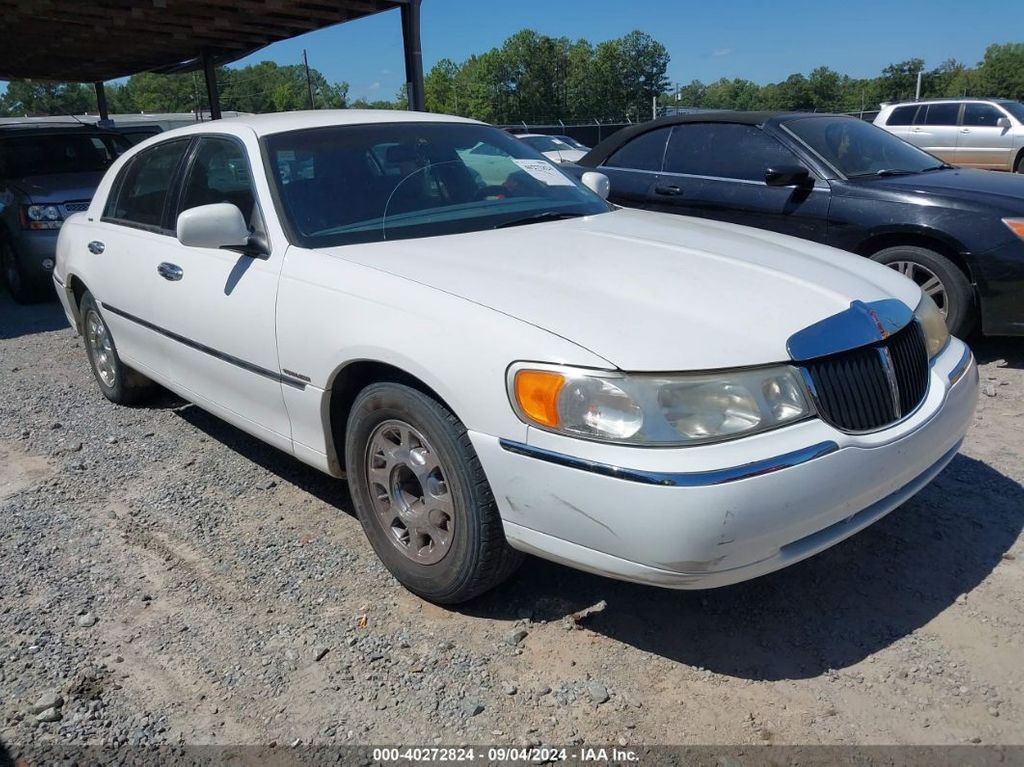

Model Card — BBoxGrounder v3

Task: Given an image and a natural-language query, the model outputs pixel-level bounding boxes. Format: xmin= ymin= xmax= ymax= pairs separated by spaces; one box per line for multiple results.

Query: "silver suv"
xmin=874 ymin=98 xmax=1024 ymax=172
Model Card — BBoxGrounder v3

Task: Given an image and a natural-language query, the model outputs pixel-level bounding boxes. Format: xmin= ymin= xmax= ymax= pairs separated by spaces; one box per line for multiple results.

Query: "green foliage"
xmin=0 ymin=61 xmax=350 ymax=117
xmin=423 ymin=29 xmax=670 ymax=122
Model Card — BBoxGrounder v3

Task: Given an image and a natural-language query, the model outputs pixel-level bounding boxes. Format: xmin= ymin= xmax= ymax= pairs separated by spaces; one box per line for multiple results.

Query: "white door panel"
xmin=152 ymin=245 xmax=290 ymax=438
xmin=87 ymin=222 xmax=179 ymax=377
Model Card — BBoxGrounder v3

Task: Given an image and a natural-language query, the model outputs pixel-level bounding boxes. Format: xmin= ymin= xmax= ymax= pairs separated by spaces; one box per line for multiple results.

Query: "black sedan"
xmin=577 ymin=112 xmax=1024 ymax=337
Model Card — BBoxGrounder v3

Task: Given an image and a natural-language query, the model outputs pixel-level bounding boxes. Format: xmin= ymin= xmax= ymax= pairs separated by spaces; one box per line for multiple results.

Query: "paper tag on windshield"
xmin=511 ymin=159 xmax=575 ymax=186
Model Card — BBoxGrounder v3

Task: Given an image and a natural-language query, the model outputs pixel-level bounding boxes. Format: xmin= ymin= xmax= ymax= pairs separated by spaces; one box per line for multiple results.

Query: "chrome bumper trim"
xmin=948 ymin=346 xmax=974 ymax=386
xmin=497 ymin=438 xmax=839 ymax=487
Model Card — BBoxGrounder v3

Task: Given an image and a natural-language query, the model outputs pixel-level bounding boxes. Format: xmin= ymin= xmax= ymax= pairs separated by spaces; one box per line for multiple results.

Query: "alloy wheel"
xmin=887 ymin=260 xmax=947 ymax=317
xmin=85 ymin=309 xmax=117 ymax=387
xmin=365 ymin=419 xmax=455 ymax=565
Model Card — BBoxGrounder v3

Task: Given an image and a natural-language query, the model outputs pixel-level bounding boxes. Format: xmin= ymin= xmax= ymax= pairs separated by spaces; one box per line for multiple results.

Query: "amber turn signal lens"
xmin=514 ymin=370 xmax=565 ymax=428
xmin=1003 ymin=218 xmax=1024 ymax=241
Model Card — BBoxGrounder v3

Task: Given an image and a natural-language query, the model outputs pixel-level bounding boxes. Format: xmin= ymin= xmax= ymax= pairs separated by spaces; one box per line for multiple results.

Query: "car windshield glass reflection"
xmin=999 ymin=101 xmax=1024 ymax=122
xmin=266 ymin=123 xmax=610 ymax=248
xmin=785 ymin=117 xmax=943 ymax=178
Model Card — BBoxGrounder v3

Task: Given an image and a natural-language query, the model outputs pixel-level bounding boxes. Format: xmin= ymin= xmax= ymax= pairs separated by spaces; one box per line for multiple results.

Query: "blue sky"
xmin=228 ymin=0 xmax=1021 ymax=101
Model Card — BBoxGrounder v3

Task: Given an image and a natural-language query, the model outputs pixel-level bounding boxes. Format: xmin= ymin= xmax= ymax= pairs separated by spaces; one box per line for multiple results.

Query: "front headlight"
xmin=509 ymin=363 xmax=815 ymax=446
xmin=22 ymin=204 xmax=64 ymax=230
xmin=914 ymin=292 xmax=950 ymax=357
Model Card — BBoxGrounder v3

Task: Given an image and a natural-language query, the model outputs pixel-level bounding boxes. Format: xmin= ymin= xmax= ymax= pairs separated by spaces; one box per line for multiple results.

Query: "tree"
xmin=0 ymin=80 xmax=95 ymax=116
xmin=976 ymin=43 xmax=1024 ymax=100
xmin=878 ymin=58 xmax=925 ymax=101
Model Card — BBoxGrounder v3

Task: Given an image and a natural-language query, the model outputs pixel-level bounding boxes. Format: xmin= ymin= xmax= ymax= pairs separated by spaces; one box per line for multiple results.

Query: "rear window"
xmin=920 ymin=103 xmax=960 ymax=126
xmin=0 ymin=132 xmax=129 ymax=177
xmin=886 ymin=105 xmax=919 ymax=126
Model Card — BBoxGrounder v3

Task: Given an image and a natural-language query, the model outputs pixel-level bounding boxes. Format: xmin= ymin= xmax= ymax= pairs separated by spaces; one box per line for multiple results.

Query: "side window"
xmin=179 ymin=137 xmax=258 ymax=228
xmin=887 ymin=105 xmax=919 ymax=126
xmin=604 ymin=127 xmax=671 ymax=171
xmin=920 ymin=103 xmax=960 ymax=126
xmin=664 ymin=123 xmax=801 ymax=181
xmin=962 ymin=103 xmax=1005 ymax=127
xmin=104 ymin=139 xmax=189 ymax=229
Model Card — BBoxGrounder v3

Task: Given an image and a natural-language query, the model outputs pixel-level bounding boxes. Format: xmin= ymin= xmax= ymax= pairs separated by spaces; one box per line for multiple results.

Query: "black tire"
xmin=1014 ymin=150 xmax=1024 ymax=174
xmin=345 ymin=382 xmax=523 ymax=604
xmin=869 ymin=245 xmax=975 ymax=337
xmin=0 ymin=234 xmax=43 ymax=304
xmin=79 ymin=291 xmax=157 ymax=405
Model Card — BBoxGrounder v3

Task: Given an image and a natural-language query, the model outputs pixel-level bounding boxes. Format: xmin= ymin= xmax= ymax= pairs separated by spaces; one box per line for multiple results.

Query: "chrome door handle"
xmin=87 ymin=240 xmax=104 ymax=254
xmin=157 ymin=262 xmax=183 ymax=281
xmin=960 ymin=128 xmax=970 ymax=133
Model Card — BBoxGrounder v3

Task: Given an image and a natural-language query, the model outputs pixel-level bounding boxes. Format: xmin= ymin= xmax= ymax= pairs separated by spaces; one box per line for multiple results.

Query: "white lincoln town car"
xmin=53 ymin=111 xmax=978 ymax=604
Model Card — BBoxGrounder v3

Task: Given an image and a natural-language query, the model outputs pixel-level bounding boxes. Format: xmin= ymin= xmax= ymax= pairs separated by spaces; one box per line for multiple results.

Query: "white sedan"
xmin=53 ymin=110 xmax=978 ymax=604
xmin=514 ymin=133 xmax=588 ymax=163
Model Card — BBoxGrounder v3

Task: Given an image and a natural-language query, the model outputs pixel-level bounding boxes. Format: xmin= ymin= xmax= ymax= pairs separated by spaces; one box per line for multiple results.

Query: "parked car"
xmin=515 ymin=133 xmax=587 ymax=163
xmin=54 ymin=111 xmax=976 ymax=604
xmin=874 ymin=98 xmax=1024 ymax=172
xmin=552 ymin=134 xmax=591 ymax=152
xmin=577 ymin=111 xmax=1024 ymax=337
xmin=1 ymin=123 xmax=131 ymax=302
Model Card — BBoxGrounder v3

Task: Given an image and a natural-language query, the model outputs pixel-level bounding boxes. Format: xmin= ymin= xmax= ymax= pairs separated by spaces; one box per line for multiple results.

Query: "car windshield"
xmin=784 ymin=116 xmax=943 ymax=178
xmin=266 ymin=122 xmax=611 ymax=248
xmin=519 ymin=135 xmax=573 ymax=152
xmin=0 ymin=131 xmax=129 ymax=177
xmin=999 ymin=101 xmax=1024 ymax=122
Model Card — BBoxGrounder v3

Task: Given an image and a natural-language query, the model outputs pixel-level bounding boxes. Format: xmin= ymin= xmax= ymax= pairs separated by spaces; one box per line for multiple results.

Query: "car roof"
xmin=883 ymin=97 xmax=1019 ymax=107
xmin=153 ymin=109 xmax=483 ymax=141
xmin=0 ymin=124 xmax=124 ymax=138
xmin=579 ymin=110 xmax=849 ymax=166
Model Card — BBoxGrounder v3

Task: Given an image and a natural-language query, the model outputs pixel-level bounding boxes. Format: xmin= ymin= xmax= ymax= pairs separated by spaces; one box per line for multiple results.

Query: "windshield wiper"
xmin=493 ymin=211 xmax=585 ymax=229
xmin=920 ymin=163 xmax=953 ymax=172
xmin=873 ymin=168 xmax=919 ymax=177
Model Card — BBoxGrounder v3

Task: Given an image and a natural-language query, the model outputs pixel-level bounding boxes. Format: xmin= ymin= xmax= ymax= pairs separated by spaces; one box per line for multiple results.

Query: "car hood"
xmin=7 ymin=171 xmax=104 ymax=204
xmin=860 ymin=167 xmax=1024 ymax=210
xmin=541 ymin=149 xmax=588 ymax=164
xmin=322 ymin=208 xmax=921 ymax=371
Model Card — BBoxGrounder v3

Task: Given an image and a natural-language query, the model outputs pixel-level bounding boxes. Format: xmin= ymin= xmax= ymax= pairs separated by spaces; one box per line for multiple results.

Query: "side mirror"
xmin=581 ymin=171 xmax=610 ymax=200
xmin=177 ymin=203 xmax=252 ymax=251
xmin=997 ymin=116 xmax=1012 ymax=129
xmin=765 ymin=165 xmax=812 ymax=187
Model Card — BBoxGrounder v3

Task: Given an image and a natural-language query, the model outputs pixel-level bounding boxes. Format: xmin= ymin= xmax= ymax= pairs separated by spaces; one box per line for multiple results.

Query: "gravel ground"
xmin=1 ymin=289 xmax=1023 ymax=754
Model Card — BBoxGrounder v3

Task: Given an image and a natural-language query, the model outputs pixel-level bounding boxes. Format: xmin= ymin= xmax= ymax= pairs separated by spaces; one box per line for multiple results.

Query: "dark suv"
xmin=0 ymin=124 xmax=131 ymax=302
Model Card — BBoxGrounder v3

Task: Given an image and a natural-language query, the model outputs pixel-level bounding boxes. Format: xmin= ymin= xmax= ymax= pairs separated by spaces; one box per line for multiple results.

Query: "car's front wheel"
xmin=80 ymin=291 xmax=157 ymax=405
xmin=345 ymin=382 xmax=523 ymax=604
xmin=870 ymin=245 xmax=975 ymax=337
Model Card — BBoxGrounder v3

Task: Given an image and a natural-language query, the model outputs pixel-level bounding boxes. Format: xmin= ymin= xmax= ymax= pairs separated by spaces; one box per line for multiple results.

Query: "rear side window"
xmin=104 ymin=139 xmax=190 ymax=230
xmin=604 ymin=127 xmax=671 ymax=171
xmin=664 ymin=123 xmax=800 ymax=181
xmin=886 ymin=105 xmax=919 ymax=126
xmin=962 ymin=103 xmax=1006 ymax=127
xmin=920 ymin=103 xmax=961 ymax=126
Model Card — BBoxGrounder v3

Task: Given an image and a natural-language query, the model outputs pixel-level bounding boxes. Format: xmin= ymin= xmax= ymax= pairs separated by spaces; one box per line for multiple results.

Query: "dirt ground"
xmin=1 ymin=290 xmax=1022 ymax=754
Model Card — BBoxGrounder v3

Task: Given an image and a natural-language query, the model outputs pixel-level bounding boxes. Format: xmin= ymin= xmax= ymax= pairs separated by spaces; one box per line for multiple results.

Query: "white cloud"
xmin=711 ymin=48 xmax=733 ymax=57
xmin=368 ymin=81 xmax=381 ymax=90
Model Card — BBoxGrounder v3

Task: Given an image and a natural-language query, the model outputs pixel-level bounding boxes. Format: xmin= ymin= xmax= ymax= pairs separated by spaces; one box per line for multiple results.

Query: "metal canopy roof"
xmin=0 ymin=0 xmax=412 ymax=83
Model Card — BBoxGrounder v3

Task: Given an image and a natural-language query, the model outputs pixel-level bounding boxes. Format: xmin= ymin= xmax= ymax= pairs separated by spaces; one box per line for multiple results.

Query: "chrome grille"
xmin=61 ymin=201 xmax=90 ymax=215
xmin=801 ymin=321 xmax=929 ymax=432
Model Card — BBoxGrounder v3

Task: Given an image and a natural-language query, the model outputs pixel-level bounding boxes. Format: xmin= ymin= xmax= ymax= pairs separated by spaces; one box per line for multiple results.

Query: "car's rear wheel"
xmin=0 ymin=236 xmax=42 ymax=304
xmin=80 ymin=291 xmax=157 ymax=405
xmin=345 ymin=382 xmax=523 ymax=604
xmin=869 ymin=245 xmax=975 ymax=337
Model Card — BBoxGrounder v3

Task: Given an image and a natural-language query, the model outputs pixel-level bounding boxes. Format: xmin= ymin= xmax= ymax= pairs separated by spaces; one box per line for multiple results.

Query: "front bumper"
xmin=11 ymin=229 xmax=59 ymax=282
xmin=472 ymin=338 xmax=978 ymax=589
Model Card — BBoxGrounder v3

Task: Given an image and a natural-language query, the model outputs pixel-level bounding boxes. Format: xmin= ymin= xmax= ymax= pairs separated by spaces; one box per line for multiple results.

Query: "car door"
xmin=151 ymin=133 xmax=291 ymax=443
xmin=598 ymin=126 xmax=672 ymax=208
xmin=908 ymin=102 xmax=961 ymax=163
xmin=955 ymin=102 xmax=1016 ymax=169
xmin=90 ymin=137 xmax=192 ymax=379
xmin=647 ymin=122 xmax=831 ymax=242
xmin=880 ymin=104 xmax=920 ymax=142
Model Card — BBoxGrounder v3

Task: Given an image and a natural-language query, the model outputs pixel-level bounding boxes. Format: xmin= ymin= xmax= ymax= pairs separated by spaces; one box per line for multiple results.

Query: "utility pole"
xmin=303 ymin=49 xmax=316 ymax=109
xmin=915 ymin=70 xmax=923 ymax=100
